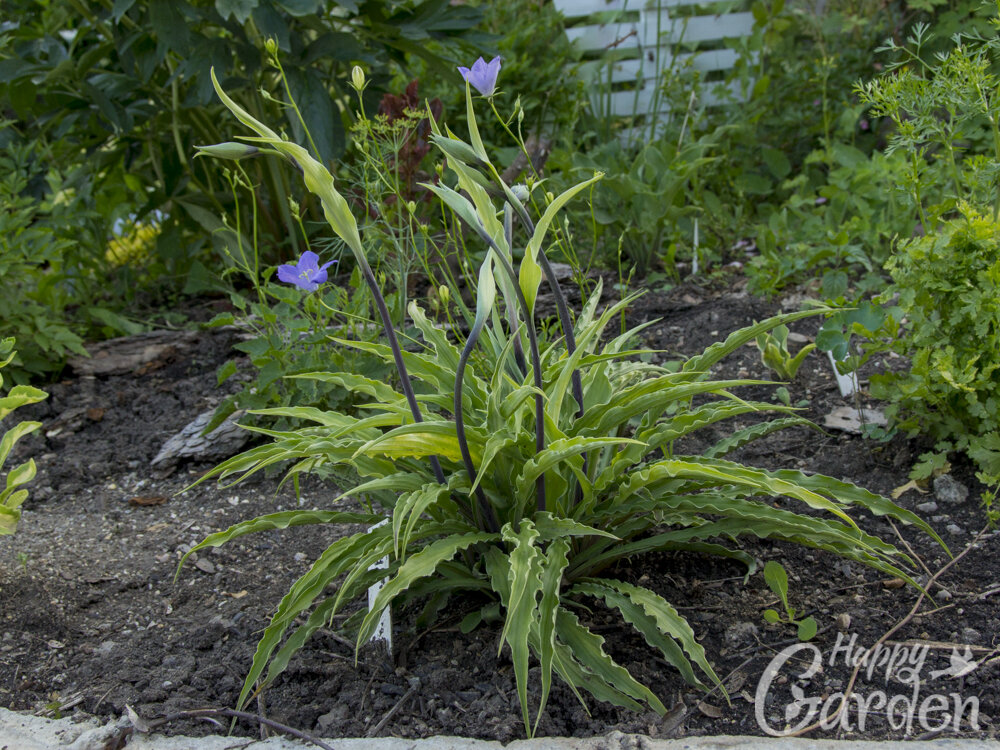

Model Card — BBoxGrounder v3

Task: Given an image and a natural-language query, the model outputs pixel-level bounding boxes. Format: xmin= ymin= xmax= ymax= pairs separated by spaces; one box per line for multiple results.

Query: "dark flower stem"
xmin=505 ymin=199 xmax=585 ymax=419
xmin=455 ymin=314 xmax=501 ymax=533
xmin=357 ymin=250 xmax=448 ymax=489
xmin=464 ymin=225 xmax=546 ymax=513
xmin=504 ymin=205 xmax=527 ymax=376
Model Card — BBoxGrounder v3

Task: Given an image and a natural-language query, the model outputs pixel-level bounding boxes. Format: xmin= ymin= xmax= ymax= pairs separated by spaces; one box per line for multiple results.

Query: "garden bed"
xmin=1 ymin=276 xmax=997 ymax=743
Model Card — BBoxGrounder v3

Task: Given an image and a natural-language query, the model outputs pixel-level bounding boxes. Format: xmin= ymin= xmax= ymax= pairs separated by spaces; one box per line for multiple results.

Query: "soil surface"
xmin=2 ymin=273 xmax=998 ymax=744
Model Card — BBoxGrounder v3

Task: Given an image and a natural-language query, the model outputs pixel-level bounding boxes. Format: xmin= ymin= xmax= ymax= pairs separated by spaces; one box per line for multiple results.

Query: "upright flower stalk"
xmin=200 ymin=68 xmax=450 ymax=491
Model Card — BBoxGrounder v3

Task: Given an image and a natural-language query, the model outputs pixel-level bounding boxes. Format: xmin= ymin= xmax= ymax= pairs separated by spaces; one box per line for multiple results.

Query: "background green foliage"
xmin=0 ymin=0 xmax=486 ymax=377
xmin=870 ymin=207 xmax=1000 ymax=481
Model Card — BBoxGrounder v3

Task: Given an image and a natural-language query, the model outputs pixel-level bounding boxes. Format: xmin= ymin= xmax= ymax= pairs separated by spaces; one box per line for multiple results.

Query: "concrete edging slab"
xmin=0 ymin=708 xmax=996 ymax=750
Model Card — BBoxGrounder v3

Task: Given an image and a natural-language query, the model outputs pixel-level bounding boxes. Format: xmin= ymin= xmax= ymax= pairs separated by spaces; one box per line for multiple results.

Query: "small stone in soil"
xmin=916 ymin=501 xmax=938 ymax=513
xmin=934 ymin=474 xmax=969 ymax=505
xmin=724 ymin=622 xmax=759 ymax=648
xmin=962 ymin=627 xmax=982 ymax=644
xmin=946 ymin=524 xmax=965 ymax=536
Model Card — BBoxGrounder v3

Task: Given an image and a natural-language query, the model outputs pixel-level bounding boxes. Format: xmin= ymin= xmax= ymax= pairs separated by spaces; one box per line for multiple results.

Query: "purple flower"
xmin=276 ymin=251 xmax=336 ymax=292
xmin=457 ymin=56 xmax=501 ymax=97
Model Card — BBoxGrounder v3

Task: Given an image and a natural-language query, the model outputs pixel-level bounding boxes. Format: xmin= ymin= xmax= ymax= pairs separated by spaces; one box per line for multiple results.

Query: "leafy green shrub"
xmin=0 ymin=339 xmax=48 ymax=535
xmin=0 ymin=125 xmax=143 ymax=381
xmin=0 ymin=0 xmax=485 ymax=290
xmin=869 ymin=206 xmax=1000 ymax=482
xmin=180 ymin=71 xmax=942 ymax=737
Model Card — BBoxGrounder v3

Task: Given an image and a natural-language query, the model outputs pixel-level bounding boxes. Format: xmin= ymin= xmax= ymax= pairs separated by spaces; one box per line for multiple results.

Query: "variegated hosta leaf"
xmin=554 ymin=608 xmax=666 ymax=714
xmin=354 ymin=421 xmax=484 ymax=464
xmin=682 ymin=309 xmax=825 ymax=375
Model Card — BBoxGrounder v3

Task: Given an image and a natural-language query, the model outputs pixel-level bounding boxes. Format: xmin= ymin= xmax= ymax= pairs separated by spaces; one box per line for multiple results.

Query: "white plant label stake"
xmin=827 ymin=350 xmax=860 ymax=398
xmin=366 ymin=519 xmax=393 ymax=652
xmin=692 ymin=217 xmax=700 ymax=275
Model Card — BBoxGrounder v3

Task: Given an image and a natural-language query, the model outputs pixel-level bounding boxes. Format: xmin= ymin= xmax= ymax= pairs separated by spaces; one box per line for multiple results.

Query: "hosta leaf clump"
xmin=183 ymin=70 xmax=945 ymax=737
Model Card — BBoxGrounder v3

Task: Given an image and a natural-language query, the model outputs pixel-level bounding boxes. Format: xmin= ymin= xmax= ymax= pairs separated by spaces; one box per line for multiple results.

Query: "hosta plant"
xmin=182 ymin=69 xmax=945 ymax=736
xmin=0 ymin=338 xmax=48 ymax=534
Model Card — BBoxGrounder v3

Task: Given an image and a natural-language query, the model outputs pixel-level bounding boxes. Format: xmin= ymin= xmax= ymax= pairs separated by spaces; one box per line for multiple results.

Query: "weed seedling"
xmin=763 ymin=560 xmax=818 ymax=641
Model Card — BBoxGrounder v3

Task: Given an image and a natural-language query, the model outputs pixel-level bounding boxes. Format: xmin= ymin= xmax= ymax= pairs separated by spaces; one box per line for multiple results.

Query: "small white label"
xmin=367 ymin=520 xmax=392 ymax=651
xmin=827 ymin=350 xmax=859 ymax=398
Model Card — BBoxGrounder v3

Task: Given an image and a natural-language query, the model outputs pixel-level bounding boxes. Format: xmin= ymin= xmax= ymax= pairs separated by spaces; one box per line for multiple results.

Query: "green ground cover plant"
xmin=0 ymin=339 xmax=48 ymax=535
xmin=178 ymin=64 xmax=944 ymax=737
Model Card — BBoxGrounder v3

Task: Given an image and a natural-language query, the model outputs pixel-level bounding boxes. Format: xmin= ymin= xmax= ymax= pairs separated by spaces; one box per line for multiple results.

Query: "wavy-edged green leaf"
xmin=572 ymin=580 xmax=706 ymax=690
xmin=233 ymin=526 xmax=383 ymax=710
xmin=249 ymin=406 xmax=365 ymax=430
xmin=575 ymin=377 xmax=772 ymax=437
xmin=682 ymin=310 xmax=824 ymax=375
xmin=177 ymin=510 xmax=378 ymax=573
xmin=615 ymin=457 xmax=858 ymax=527
xmin=392 ymin=484 xmax=451 ymax=560
xmin=355 ymin=421 xmax=482 ymax=464
xmin=517 ymin=437 xmax=644 ymax=498
xmin=555 ymin=608 xmax=666 ymax=714
xmin=705 ymin=417 xmax=818 ymax=459
xmin=359 ymin=531 xmax=498 ymax=646
xmin=535 ymin=536 xmax=570 ymax=735
xmin=286 ymin=372 xmax=403 ymax=403
xmin=533 ymin=512 xmax=618 ymax=540
xmin=499 ymin=520 xmax=544 ymax=735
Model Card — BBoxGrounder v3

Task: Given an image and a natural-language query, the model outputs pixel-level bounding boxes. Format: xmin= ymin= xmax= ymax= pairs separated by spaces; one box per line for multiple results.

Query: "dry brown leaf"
xmin=891 ymin=479 xmax=928 ymax=500
xmin=129 ymin=495 xmax=168 ymax=507
xmin=697 ymin=701 xmax=723 ymax=718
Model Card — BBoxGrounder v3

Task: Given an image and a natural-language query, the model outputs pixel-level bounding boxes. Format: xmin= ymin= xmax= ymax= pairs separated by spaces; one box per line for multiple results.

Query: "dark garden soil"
xmin=2 ymin=272 xmax=998 ymax=744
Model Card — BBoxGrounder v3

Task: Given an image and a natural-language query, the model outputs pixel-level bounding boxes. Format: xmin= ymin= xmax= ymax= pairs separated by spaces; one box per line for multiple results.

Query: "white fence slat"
xmin=597 ymin=48 xmax=740 ymax=84
xmin=603 ymin=77 xmax=743 ymax=117
xmin=553 ymin=0 xmax=705 ymax=18
xmin=565 ymin=12 xmax=755 ymax=51
xmin=649 ymin=12 xmax=754 ymax=45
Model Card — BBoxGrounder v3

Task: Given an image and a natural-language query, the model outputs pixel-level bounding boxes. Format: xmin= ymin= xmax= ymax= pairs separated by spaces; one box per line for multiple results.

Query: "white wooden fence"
xmin=553 ymin=0 xmax=755 ymax=128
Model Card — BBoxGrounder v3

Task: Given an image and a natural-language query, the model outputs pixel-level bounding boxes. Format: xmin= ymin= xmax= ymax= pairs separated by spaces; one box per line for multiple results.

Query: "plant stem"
xmin=359 ymin=245 xmax=448 ymax=489
xmin=499 ymin=191 xmax=585 ymax=419
xmin=455 ymin=311 xmax=501 ymax=533
xmin=504 ymin=205 xmax=527 ymax=375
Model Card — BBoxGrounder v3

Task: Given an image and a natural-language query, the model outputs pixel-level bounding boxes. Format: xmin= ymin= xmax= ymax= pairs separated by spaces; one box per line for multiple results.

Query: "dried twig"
xmin=143 ymin=708 xmax=336 ymax=750
xmin=786 ymin=525 xmax=990 ymax=737
xmin=366 ymin=678 xmax=421 ymax=738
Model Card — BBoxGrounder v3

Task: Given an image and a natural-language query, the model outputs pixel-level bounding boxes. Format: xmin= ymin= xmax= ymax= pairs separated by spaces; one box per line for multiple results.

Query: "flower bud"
xmin=510 ymin=184 xmax=529 ymax=203
xmin=195 ymin=142 xmax=260 ymax=160
xmin=407 ymin=200 xmax=417 ymax=214
xmin=264 ymin=38 xmax=279 ymax=59
xmin=438 ymin=285 xmax=450 ymax=303
xmin=351 ymin=65 xmax=367 ymax=92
